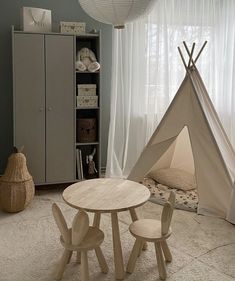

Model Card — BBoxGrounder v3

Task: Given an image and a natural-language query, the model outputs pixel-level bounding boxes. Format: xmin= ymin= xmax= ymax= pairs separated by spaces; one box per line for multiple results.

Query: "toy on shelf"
xmin=86 ymin=148 xmax=98 ymax=178
xmin=76 ymin=47 xmax=100 ymax=72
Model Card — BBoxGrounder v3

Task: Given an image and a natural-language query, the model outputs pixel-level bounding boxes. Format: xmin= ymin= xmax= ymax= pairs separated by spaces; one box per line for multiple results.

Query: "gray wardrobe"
xmin=12 ymin=30 xmax=76 ymax=185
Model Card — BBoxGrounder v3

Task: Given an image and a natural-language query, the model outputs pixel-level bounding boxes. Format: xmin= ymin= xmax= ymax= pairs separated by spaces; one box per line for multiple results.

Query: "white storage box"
xmin=77 ymin=96 xmax=98 ymax=107
xmin=21 ymin=7 xmax=52 ymax=32
xmin=77 ymin=84 xmax=97 ymax=96
xmin=60 ymin=21 xmax=86 ymax=34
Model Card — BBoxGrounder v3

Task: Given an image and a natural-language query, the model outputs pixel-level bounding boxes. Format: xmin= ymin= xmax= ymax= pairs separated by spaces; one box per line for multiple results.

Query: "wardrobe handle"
xmin=39 ymin=107 xmax=44 ymax=112
xmin=48 ymin=107 xmax=52 ymax=111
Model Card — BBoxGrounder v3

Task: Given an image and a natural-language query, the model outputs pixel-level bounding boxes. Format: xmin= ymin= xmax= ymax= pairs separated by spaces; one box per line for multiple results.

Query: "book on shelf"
xmin=76 ymin=148 xmax=84 ymax=180
xmin=79 ymin=149 xmax=84 ymax=179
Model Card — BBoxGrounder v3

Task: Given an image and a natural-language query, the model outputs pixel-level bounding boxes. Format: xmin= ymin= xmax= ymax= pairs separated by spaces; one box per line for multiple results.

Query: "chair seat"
xmin=129 ymin=219 xmax=171 ymax=242
xmin=60 ymin=226 xmax=104 ymax=251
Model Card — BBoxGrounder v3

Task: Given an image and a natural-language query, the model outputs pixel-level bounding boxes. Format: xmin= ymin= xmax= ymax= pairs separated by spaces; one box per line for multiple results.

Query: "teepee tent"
xmin=128 ymin=42 xmax=235 ymax=224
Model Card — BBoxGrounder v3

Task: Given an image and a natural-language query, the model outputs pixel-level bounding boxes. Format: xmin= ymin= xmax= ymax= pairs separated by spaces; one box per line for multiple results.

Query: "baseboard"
xmin=101 ymin=166 xmax=106 ymax=177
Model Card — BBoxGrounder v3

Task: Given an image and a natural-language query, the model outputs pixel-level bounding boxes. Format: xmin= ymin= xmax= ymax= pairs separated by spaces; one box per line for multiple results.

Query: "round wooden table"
xmin=63 ymin=178 xmax=150 ymax=280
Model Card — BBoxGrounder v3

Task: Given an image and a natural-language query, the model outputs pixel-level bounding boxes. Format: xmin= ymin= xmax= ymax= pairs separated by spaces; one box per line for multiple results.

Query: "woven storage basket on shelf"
xmin=0 ymin=150 xmax=35 ymax=213
xmin=76 ymin=118 xmax=97 ymax=142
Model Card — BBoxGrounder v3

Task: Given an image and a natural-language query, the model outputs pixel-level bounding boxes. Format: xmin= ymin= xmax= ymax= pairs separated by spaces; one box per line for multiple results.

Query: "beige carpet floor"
xmin=0 ymin=187 xmax=235 ymax=281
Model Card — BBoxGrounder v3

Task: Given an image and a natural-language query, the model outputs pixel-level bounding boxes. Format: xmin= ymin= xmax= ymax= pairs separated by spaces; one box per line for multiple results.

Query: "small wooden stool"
xmin=126 ymin=191 xmax=175 ymax=280
xmin=52 ymin=203 xmax=108 ymax=281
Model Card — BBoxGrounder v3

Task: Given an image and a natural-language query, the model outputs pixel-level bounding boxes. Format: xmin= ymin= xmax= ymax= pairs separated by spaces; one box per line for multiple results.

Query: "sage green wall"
xmin=0 ymin=0 xmax=112 ymax=174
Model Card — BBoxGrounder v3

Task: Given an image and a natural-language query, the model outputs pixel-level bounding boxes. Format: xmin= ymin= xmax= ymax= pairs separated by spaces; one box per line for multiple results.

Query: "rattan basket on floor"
xmin=0 ymin=150 xmax=35 ymax=213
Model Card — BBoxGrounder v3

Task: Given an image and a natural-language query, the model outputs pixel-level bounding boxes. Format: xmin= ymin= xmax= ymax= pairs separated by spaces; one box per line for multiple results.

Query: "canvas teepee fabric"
xmin=128 ymin=42 xmax=235 ymax=224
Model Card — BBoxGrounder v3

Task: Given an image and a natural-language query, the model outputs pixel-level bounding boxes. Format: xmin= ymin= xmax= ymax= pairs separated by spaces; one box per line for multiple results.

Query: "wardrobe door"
xmin=45 ymin=35 xmax=75 ymax=183
xmin=13 ymin=33 xmax=45 ymax=184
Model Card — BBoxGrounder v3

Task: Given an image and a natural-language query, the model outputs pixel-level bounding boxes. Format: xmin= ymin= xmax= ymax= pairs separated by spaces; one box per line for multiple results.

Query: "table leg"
xmin=129 ymin=208 xmax=138 ymax=221
xmin=111 ymin=211 xmax=125 ymax=280
xmin=129 ymin=208 xmax=148 ymax=251
xmin=93 ymin=212 xmax=101 ymax=228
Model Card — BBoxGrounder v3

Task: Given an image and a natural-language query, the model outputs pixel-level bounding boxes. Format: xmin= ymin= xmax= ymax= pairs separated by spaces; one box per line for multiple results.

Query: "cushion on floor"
xmin=148 ymin=168 xmax=196 ymax=191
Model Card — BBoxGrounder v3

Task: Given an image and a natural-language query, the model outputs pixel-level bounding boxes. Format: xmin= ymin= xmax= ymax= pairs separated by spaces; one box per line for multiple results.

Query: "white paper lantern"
xmin=78 ymin=0 xmax=156 ymax=29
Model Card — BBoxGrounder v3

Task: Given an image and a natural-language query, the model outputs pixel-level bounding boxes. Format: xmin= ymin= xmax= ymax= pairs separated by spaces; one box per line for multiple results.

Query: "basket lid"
xmin=77 ymin=84 xmax=97 ymax=89
xmin=0 ymin=152 xmax=32 ymax=182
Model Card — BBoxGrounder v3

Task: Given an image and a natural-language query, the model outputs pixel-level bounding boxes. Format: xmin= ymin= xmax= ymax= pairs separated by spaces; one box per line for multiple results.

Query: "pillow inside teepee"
xmin=148 ymin=168 xmax=196 ymax=191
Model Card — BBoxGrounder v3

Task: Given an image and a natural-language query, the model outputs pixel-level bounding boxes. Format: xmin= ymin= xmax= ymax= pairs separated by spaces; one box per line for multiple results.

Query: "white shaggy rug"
xmin=0 ymin=188 xmax=235 ymax=281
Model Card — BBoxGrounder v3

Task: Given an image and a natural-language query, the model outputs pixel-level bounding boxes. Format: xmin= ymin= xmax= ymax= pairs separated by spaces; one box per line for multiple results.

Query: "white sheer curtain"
xmin=106 ymin=0 xmax=235 ymax=178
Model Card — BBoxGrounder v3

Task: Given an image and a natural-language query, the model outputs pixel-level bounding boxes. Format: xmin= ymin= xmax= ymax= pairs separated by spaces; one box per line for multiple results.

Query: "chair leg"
xmin=81 ymin=251 xmax=89 ymax=281
xmin=93 ymin=212 xmax=101 ymax=228
xmin=67 ymin=251 xmax=73 ymax=264
xmin=129 ymin=208 xmax=148 ymax=252
xmin=161 ymin=240 xmax=172 ymax=262
xmin=126 ymin=239 xmax=142 ymax=274
xmin=55 ymin=249 xmax=72 ymax=280
xmin=77 ymin=251 xmax=81 ymax=264
xmin=138 ymin=241 xmax=146 ymax=257
xmin=95 ymin=247 xmax=109 ymax=273
xmin=154 ymin=242 xmax=167 ymax=280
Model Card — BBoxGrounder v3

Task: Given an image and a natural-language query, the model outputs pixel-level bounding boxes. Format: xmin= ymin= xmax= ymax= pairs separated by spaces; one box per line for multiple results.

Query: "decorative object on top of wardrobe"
xmin=90 ymin=29 xmax=98 ymax=34
xmin=21 ymin=7 xmax=52 ymax=32
xmin=78 ymin=0 xmax=156 ymax=29
xmin=60 ymin=21 xmax=86 ymax=34
xmin=0 ymin=147 xmax=35 ymax=213
xmin=76 ymin=47 xmax=100 ymax=72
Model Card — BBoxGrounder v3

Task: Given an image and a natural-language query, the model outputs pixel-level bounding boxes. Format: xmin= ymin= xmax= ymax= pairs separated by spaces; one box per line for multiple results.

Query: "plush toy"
xmin=76 ymin=47 xmax=100 ymax=72
xmin=86 ymin=148 xmax=98 ymax=178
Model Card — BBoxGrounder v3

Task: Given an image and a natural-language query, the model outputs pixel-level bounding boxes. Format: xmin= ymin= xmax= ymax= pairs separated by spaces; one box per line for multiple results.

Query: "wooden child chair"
xmin=52 ymin=203 xmax=108 ymax=281
xmin=126 ymin=191 xmax=176 ymax=280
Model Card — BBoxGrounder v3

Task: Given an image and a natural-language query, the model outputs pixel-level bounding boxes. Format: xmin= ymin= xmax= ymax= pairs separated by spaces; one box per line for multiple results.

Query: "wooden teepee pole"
xmin=183 ymin=41 xmax=196 ymax=68
xmin=188 ymin=43 xmax=195 ymax=67
xmin=178 ymin=46 xmax=188 ymax=71
xmin=194 ymin=41 xmax=207 ymax=63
